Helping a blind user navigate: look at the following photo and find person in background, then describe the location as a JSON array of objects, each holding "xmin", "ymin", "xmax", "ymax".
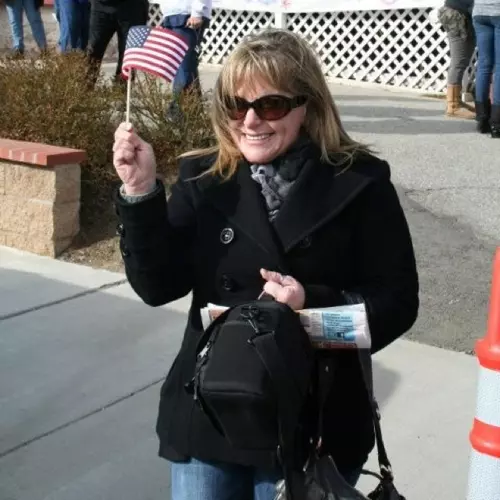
[
  {"xmin": 112, "ymin": 28, "xmax": 419, "ymax": 500},
  {"xmin": 55, "ymin": 0, "xmax": 91, "ymax": 52},
  {"xmin": 438, "ymin": 0, "xmax": 476, "ymax": 119},
  {"xmin": 158, "ymin": 0, "xmax": 212, "ymax": 120},
  {"xmin": 4, "ymin": 0, "xmax": 47, "ymax": 58},
  {"xmin": 87, "ymin": 0, "xmax": 149, "ymax": 86},
  {"xmin": 472, "ymin": 0, "xmax": 500, "ymax": 137}
]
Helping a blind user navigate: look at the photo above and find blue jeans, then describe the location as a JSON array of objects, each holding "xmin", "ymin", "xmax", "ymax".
[
  {"xmin": 6, "ymin": 0, "xmax": 47, "ymax": 52},
  {"xmin": 161, "ymin": 15, "xmax": 209, "ymax": 95},
  {"xmin": 473, "ymin": 15, "xmax": 500, "ymax": 105},
  {"xmin": 56, "ymin": 0, "xmax": 90, "ymax": 52},
  {"xmin": 170, "ymin": 458, "xmax": 362, "ymax": 500}
]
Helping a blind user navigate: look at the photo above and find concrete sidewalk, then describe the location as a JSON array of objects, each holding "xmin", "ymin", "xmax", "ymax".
[{"xmin": 0, "ymin": 245, "xmax": 479, "ymax": 500}]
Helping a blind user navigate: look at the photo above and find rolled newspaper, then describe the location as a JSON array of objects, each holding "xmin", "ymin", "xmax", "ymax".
[{"xmin": 200, "ymin": 303, "xmax": 371, "ymax": 349}]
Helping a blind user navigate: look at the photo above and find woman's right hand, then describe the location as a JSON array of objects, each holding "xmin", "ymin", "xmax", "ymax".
[{"xmin": 113, "ymin": 122, "xmax": 157, "ymax": 195}]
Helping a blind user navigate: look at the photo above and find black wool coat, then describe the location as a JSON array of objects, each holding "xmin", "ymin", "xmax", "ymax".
[{"xmin": 114, "ymin": 146, "xmax": 419, "ymax": 472}]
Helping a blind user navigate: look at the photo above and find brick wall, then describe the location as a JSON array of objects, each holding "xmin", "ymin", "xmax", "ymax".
[{"xmin": 0, "ymin": 139, "xmax": 86, "ymax": 257}]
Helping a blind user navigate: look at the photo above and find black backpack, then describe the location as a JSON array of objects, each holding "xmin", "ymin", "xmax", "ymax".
[{"xmin": 190, "ymin": 298, "xmax": 315, "ymax": 459}]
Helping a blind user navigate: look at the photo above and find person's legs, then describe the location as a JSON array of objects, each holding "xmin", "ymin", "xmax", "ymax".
[
  {"xmin": 78, "ymin": 2, "xmax": 91, "ymax": 51},
  {"xmin": 489, "ymin": 16, "xmax": 500, "ymax": 136},
  {"xmin": 170, "ymin": 458, "xmax": 252, "ymax": 500},
  {"xmin": 87, "ymin": 8, "xmax": 116, "ymax": 86},
  {"xmin": 57, "ymin": 0, "xmax": 74, "ymax": 52},
  {"xmin": 161, "ymin": 15, "xmax": 208, "ymax": 121},
  {"xmin": 22, "ymin": 0, "xmax": 47, "ymax": 50},
  {"xmin": 6, "ymin": 0, "xmax": 24, "ymax": 54},
  {"xmin": 115, "ymin": 0, "xmax": 148, "ymax": 83},
  {"xmin": 473, "ymin": 16, "xmax": 494, "ymax": 131},
  {"xmin": 446, "ymin": 29, "xmax": 476, "ymax": 118},
  {"xmin": 70, "ymin": 1, "xmax": 90, "ymax": 50},
  {"xmin": 166, "ymin": 21, "xmax": 207, "ymax": 96}
]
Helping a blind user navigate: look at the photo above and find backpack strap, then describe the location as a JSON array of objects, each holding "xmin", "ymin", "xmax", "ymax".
[
  {"xmin": 357, "ymin": 349, "xmax": 393, "ymax": 480},
  {"xmin": 251, "ymin": 332, "xmax": 304, "ymax": 453},
  {"xmin": 251, "ymin": 332, "xmax": 306, "ymax": 500},
  {"xmin": 339, "ymin": 291, "xmax": 394, "ymax": 480}
]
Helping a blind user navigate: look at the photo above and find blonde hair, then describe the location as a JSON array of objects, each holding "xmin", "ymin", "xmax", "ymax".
[{"xmin": 182, "ymin": 28, "xmax": 370, "ymax": 178}]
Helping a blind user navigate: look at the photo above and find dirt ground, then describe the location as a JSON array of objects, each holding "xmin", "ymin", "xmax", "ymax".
[{"xmin": 59, "ymin": 230, "xmax": 124, "ymax": 273}]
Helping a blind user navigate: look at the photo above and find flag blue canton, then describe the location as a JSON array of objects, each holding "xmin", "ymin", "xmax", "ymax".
[{"xmin": 125, "ymin": 26, "xmax": 151, "ymax": 50}]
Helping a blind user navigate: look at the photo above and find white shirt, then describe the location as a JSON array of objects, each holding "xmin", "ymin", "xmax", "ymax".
[{"xmin": 158, "ymin": 0, "xmax": 213, "ymax": 20}]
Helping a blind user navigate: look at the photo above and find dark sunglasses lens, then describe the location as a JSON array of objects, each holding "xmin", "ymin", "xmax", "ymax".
[
  {"xmin": 255, "ymin": 96, "xmax": 290, "ymax": 120},
  {"xmin": 226, "ymin": 97, "xmax": 248, "ymax": 120}
]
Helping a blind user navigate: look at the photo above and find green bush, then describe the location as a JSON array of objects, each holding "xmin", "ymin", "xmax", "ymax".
[{"xmin": 0, "ymin": 51, "xmax": 216, "ymax": 233}]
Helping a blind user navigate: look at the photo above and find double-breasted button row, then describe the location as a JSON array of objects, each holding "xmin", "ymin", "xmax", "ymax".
[
  {"xmin": 220, "ymin": 274, "xmax": 236, "ymax": 292},
  {"xmin": 298, "ymin": 236, "xmax": 312, "ymax": 249},
  {"xmin": 220, "ymin": 227, "xmax": 235, "ymax": 245}
]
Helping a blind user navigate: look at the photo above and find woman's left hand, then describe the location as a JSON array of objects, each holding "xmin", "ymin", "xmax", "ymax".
[{"xmin": 260, "ymin": 269, "xmax": 305, "ymax": 311}]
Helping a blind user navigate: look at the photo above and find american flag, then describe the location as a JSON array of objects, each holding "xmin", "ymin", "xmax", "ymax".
[{"xmin": 122, "ymin": 26, "xmax": 189, "ymax": 82}]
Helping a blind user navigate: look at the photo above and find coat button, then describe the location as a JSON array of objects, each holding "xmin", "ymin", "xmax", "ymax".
[
  {"xmin": 121, "ymin": 247, "xmax": 130, "ymax": 258},
  {"xmin": 116, "ymin": 223, "xmax": 125, "ymax": 236},
  {"xmin": 298, "ymin": 236, "xmax": 312, "ymax": 249},
  {"xmin": 220, "ymin": 227, "xmax": 235, "ymax": 245},
  {"xmin": 220, "ymin": 274, "xmax": 235, "ymax": 292}
]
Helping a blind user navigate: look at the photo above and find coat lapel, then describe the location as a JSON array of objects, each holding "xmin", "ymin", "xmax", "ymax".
[
  {"xmin": 272, "ymin": 155, "xmax": 373, "ymax": 253},
  {"xmin": 196, "ymin": 162, "xmax": 288, "ymax": 271},
  {"xmin": 197, "ymin": 151, "xmax": 374, "ymax": 261}
]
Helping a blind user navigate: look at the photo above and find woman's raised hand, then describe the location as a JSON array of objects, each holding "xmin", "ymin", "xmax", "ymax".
[{"xmin": 113, "ymin": 122, "xmax": 157, "ymax": 195}]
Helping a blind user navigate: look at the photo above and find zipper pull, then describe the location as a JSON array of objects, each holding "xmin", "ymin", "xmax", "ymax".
[{"xmin": 198, "ymin": 341, "xmax": 211, "ymax": 359}]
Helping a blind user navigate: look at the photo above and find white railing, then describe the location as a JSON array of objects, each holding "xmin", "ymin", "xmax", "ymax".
[{"xmin": 148, "ymin": 3, "xmax": 475, "ymax": 94}]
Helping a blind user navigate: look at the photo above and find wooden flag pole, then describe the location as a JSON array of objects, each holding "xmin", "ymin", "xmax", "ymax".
[{"xmin": 125, "ymin": 71, "xmax": 132, "ymax": 125}]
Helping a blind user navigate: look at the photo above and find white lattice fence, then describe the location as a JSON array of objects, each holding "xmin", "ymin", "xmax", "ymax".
[
  {"xmin": 148, "ymin": 3, "xmax": 164, "ymax": 26},
  {"xmin": 288, "ymin": 9, "xmax": 477, "ymax": 93},
  {"xmin": 148, "ymin": 3, "xmax": 472, "ymax": 94},
  {"xmin": 198, "ymin": 10, "xmax": 276, "ymax": 65},
  {"xmin": 148, "ymin": 5, "xmax": 275, "ymax": 65}
]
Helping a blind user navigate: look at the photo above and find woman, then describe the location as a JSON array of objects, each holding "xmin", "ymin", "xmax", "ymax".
[
  {"xmin": 5, "ymin": 0, "xmax": 47, "ymax": 57},
  {"xmin": 112, "ymin": 28, "xmax": 419, "ymax": 500},
  {"xmin": 438, "ymin": 0, "xmax": 476, "ymax": 119},
  {"xmin": 472, "ymin": 0, "xmax": 500, "ymax": 137}
]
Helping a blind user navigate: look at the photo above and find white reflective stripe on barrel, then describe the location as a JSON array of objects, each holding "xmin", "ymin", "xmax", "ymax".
[
  {"xmin": 467, "ymin": 449, "xmax": 500, "ymax": 500},
  {"xmin": 475, "ymin": 366, "xmax": 500, "ymax": 427}
]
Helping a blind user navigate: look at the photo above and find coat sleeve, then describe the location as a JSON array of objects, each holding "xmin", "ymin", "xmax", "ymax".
[
  {"xmin": 114, "ymin": 173, "xmax": 197, "ymax": 307},
  {"xmin": 304, "ymin": 170, "xmax": 419, "ymax": 354},
  {"xmin": 349, "ymin": 175, "xmax": 419, "ymax": 353}
]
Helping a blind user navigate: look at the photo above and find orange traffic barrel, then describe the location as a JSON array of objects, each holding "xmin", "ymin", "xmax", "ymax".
[{"xmin": 467, "ymin": 249, "xmax": 500, "ymax": 500}]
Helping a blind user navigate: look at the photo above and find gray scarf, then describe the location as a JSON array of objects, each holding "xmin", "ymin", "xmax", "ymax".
[
  {"xmin": 250, "ymin": 164, "xmax": 296, "ymax": 221},
  {"xmin": 250, "ymin": 136, "xmax": 313, "ymax": 221}
]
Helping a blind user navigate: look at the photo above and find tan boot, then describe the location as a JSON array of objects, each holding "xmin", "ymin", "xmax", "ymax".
[{"xmin": 446, "ymin": 85, "xmax": 476, "ymax": 119}]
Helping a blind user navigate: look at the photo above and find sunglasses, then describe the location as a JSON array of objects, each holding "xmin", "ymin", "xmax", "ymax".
[{"xmin": 225, "ymin": 94, "xmax": 308, "ymax": 121}]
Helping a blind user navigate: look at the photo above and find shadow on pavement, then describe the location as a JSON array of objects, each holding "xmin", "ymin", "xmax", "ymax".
[
  {"xmin": 372, "ymin": 360, "xmax": 400, "ymax": 410},
  {"xmin": 335, "ymin": 101, "xmax": 476, "ymax": 135},
  {"xmin": 339, "ymin": 104, "xmax": 443, "ymax": 119},
  {"xmin": 332, "ymin": 93, "xmax": 442, "ymax": 104}
]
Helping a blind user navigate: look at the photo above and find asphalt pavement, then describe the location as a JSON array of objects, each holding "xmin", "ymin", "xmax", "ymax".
[{"xmin": 1, "ymin": 67, "xmax": 498, "ymax": 499}]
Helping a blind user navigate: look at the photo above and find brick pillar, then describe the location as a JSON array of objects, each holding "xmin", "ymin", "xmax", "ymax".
[{"xmin": 0, "ymin": 139, "xmax": 86, "ymax": 257}]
